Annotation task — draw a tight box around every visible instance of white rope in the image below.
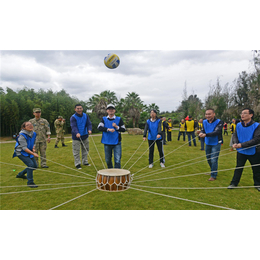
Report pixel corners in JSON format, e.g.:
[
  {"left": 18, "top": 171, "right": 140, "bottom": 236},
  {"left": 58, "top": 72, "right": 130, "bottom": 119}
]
[
  {"left": 133, "top": 163, "right": 260, "bottom": 184},
  {"left": 79, "top": 137, "right": 98, "bottom": 172},
  {"left": 122, "top": 139, "right": 145, "bottom": 169},
  {"left": 0, "top": 183, "right": 96, "bottom": 195},
  {"left": 0, "top": 181, "right": 95, "bottom": 189},
  {"left": 0, "top": 161, "right": 94, "bottom": 180},
  {"left": 37, "top": 154, "right": 95, "bottom": 178},
  {"left": 128, "top": 138, "right": 159, "bottom": 171},
  {"left": 130, "top": 187, "right": 235, "bottom": 210},
  {"left": 90, "top": 135, "right": 106, "bottom": 169},
  {"left": 132, "top": 136, "right": 198, "bottom": 175},
  {"left": 135, "top": 146, "right": 231, "bottom": 179},
  {"left": 131, "top": 183, "right": 260, "bottom": 190},
  {"left": 134, "top": 150, "right": 231, "bottom": 180},
  {"left": 49, "top": 188, "right": 97, "bottom": 210},
  {"left": 134, "top": 144, "right": 260, "bottom": 180}
]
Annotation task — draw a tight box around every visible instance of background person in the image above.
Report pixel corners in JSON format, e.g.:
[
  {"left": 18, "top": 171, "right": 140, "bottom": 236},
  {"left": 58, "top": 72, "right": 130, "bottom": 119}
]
[
  {"left": 197, "top": 118, "right": 205, "bottom": 151},
  {"left": 167, "top": 118, "right": 172, "bottom": 142},
  {"left": 199, "top": 108, "right": 223, "bottom": 181},
  {"left": 29, "top": 108, "right": 51, "bottom": 168},
  {"left": 98, "top": 104, "right": 126, "bottom": 168},
  {"left": 229, "top": 118, "right": 237, "bottom": 151},
  {"left": 177, "top": 119, "right": 186, "bottom": 141},
  {"left": 223, "top": 122, "right": 228, "bottom": 135},
  {"left": 13, "top": 122, "right": 39, "bottom": 188},
  {"left": 161, "top": 116, "right": 169, "bottom": 145},
  {"left": 143, "top": 109, "right": 165, "bottom": 168},
  {"left": 54, "top": 116, "right": 67, "bottom": 148},
  {"left": 70, "top": 104, "right": 92, "bottom": 169},
  {"left": 228, "top": 108, "right": 260, "bottom": 191},
  {"left": 185, "top": 116, "right": 197, "bottom": 146}
]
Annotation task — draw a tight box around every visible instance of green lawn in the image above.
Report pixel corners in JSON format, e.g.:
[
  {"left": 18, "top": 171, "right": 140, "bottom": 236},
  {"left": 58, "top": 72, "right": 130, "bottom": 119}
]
[{"left": 0, "top": 131, "right": 259, "bottom": 210}]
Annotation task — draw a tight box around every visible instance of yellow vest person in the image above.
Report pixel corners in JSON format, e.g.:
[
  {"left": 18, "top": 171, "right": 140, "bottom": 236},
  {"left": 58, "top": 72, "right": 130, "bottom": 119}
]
[{"left": 177, "top": 119, "right": 186, "bottom": 141}]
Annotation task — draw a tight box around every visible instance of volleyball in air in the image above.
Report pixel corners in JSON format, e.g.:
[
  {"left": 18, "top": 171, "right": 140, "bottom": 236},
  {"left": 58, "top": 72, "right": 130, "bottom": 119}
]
[{"left": 104, "top": 53, "right": 120, "bottom": 69}]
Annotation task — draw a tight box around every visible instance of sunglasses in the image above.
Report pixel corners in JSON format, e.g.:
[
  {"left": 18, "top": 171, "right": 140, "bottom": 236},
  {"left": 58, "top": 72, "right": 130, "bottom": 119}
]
[{"left": 35, "top": 111, "right": 41, "bottom": 113}]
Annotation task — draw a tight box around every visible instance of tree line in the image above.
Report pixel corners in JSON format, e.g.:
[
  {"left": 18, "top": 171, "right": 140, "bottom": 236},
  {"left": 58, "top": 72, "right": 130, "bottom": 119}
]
[{"left": 0, "top": 87, "right": 158, "bottom": 136}]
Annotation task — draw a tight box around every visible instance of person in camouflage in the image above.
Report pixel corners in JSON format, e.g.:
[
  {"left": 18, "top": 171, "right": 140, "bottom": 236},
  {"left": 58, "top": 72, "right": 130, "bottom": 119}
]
[
  {"left": 29, "top": 108, "right": 51, "bottom": 168},
  {"left": 54, "top": 116, "right": 67, "bottom": 148}
]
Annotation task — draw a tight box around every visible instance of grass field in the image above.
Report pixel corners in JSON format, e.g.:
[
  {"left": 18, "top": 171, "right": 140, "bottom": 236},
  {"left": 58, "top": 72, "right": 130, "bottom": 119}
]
[{"left": 0, "top": 131, "right": 259, "bottom": 210}]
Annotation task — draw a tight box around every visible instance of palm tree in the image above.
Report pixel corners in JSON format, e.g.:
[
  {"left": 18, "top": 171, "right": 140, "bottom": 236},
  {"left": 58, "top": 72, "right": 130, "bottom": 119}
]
[
  {"left": 87, "top": 90, "right": 118, "bottom": 119},
  {"left": 123, "top": 92, "right": 143, "bottom": 127}
]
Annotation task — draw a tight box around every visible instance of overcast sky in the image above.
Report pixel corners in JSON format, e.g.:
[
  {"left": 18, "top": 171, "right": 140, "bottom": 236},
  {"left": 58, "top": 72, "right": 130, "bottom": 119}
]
[{"left": 0, "top": 50, "right": 255, "bottom": 112}]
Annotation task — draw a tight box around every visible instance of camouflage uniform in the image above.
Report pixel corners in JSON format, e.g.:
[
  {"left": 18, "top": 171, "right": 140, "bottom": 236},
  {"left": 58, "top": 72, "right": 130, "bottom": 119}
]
[
  {"left": 29, "top": 108, "right": 51, "bottom": 167},
  {"left": 54, "top": 116, "right": 66, "bottom": 146}
]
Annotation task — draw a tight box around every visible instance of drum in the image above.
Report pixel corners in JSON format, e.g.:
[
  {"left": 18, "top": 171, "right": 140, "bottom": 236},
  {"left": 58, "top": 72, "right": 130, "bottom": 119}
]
[{"left": 96, "top": 169, "right": 132, "bottom": 192}]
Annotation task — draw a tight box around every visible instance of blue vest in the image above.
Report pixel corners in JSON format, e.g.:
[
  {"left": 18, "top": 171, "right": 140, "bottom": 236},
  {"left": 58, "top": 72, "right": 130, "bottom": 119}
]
[
  {"left": 73, "top": 113, "right": 88, "bottom": 136},
  {"left": 236, "top": 122, "right": 259, "bottom": 155},
  {"left": 203, "top": 119, "right": 220, "bottom": 145},
  {"left": 101, "top": 116, "right": 121, "bottom": 145},
  {"left": 13, "top": 132, "right": 37, "bottom": 158},
  {"left": 147, "top": 119, "right": 162, "bottom": 140}
]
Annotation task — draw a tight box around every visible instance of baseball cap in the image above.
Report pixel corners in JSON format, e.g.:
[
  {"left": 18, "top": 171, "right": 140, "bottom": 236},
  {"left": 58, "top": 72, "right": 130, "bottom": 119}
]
[
  {"left": 106, "top": 104, "right": 115, "bottom": 109},
  {"left": 33, "top": 108, "right": 41, "bottom": 112}
]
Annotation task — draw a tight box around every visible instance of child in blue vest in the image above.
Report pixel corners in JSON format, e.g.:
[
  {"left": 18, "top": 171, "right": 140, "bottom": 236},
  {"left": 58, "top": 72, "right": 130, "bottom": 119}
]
[
  {"left": 13, "top": 122, "right": 39, "bottom": 188},
  {"left": 228, "top": 108, "right": 260, "bottom": 191},
  {"left": 98, "top": 104, "right": 126, "bottom": 168},
  {"left": 143, "top": 109, "right": 165, "bottom": 168}
]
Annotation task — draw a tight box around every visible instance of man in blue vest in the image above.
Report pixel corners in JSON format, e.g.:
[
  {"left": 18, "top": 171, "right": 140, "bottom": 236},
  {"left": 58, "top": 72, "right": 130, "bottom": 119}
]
[
  {"left": 228, "top": 108, "right": 260, "bottom": 191},
  {"left": 199, "top": 108, "right": 223, "bottom": 181},
  {"left": 98, "top": 104, "right": 126, "bottom": 168},
  {"left": 70, "top": 104, "right": 92, "bottom": 169}
]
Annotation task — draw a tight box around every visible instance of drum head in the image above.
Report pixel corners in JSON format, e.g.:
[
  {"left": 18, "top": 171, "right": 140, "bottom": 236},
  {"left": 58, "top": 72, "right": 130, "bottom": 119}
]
[{"left": 97, "top": 169, "right": 130, "bottom": 176}]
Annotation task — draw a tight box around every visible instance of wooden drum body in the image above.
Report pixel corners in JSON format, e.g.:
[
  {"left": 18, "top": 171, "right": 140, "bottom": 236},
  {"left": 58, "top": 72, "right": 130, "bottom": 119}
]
[{"left": 96, "top": 169, "right": 132, "bottom": 192}]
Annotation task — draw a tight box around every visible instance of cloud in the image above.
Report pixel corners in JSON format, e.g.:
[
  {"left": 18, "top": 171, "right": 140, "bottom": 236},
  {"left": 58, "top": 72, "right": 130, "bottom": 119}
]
[{"left": 0, "top": 50, "right": 253, "bottom": 111}]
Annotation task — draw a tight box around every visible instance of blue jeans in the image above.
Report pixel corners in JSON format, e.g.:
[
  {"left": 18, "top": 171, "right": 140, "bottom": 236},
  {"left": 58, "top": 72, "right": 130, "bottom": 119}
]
[
  {"left": 104, "top": 142, "right": 122, "bottom": 168},
  {"left": 187, "top": 131, "right": 196, "bottom": 146},
  {"left": 17, "top": 155, "right": 38, "bottom": 184},
  {"left": 205, "top": 143, "right": 221, "bottom": 178}
]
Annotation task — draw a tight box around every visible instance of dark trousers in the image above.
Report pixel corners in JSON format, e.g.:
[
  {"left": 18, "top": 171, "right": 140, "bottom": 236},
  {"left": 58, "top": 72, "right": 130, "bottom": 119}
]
[
  {"left": 161, "top": 132, "right": 166, "bottom": 144},
  {"left": 187, "top": 131, "right": 196, "bottom": 146},
  {"left": 167, "top": 131, "right": 172, "bottom": 141},
  {"left": 177, "top": 131, "right": 185, "bottom": 141},
  {"left": 148, "top": 139, "right": 164, "bottom": 164},
  {"left": 200, "top": 137, "right": 205, "bottom": 150},
  {"left": 223, "top": 130, "right": 228, "bottom": 136},
  {"left": 230, "top": 152, "right": 260, "bottom": 186}
]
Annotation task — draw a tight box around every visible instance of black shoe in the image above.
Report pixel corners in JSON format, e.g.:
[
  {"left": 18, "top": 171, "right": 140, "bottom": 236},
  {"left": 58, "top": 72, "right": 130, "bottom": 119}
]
[
  {"left": 255, "top": 187, "right": 260, "bottom": 192},
  {"left": 227, "top": 184, "right": 237, "bottom": 189},
  {"left": 27, "top": 183, "right": 38, "bottom": 188},
  {"left": 16, "top": 174, "right": 27, "bottom": 179},
  {"left": 42, "top": 166, "right": 49, "bottom": 168},
  {"left": 55, "top": 145, "right": 59, "bottom": 148},
  {"left": 76, "top": 164, "right": 82, "bottom": 169},
  {"left": 62, "top": 144, "right": 68, "bottom": 147},
  {"left": 84, "top": 163, "right": 91, "bottom": 166}
]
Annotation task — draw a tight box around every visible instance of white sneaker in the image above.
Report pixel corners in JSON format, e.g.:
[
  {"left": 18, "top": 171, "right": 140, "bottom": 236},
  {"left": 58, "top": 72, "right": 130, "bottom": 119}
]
[
  {"left": 160, "top": 163, "right": 165, "bottom": 168},
  {"left": 149, "top": 164, "right": 153, "bottom": 168}
]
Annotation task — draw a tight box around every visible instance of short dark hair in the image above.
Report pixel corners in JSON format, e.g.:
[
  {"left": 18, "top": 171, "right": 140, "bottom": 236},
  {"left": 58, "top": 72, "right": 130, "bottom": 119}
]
[
  {"left": 21, "top": 121, "right": 29, "bottom": 130},
  {"left": 150, "top": 109, "right": 157, "bottom": 114},
  {"left": 242, "top": 108, "right": 254, "bottom": 118},
  {"left": 206, "top": 108, "right": 215, "bottom": 113},
  {"left": 75, "top": 104, "right": 83, "bottom": 108}
]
